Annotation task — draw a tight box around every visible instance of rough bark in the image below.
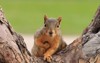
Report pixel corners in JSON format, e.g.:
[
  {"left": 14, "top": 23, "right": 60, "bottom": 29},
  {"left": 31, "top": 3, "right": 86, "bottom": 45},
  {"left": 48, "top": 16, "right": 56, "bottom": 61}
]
[
  {"left": 0, "top": 6, "right": 100, "bottom": 63},
  {"left": 0, "top": 8, "right": 33, "bottom": 63}
]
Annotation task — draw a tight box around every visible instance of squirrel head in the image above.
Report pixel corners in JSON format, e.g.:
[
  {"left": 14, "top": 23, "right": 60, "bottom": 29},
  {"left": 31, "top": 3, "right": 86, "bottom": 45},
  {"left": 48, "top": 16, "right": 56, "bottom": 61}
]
[{"left": 43, "top": 15, "right": 62, "bottom": 37}]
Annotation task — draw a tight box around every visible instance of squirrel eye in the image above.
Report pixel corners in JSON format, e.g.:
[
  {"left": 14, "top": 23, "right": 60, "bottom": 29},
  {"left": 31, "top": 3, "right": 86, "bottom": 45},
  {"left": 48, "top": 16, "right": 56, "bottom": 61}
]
[
  {"left": 57, "top": 25, "right": 59, "bottom": 28},
  {"left": 44, "top": 24, "right": 47, "bottom": 27}
]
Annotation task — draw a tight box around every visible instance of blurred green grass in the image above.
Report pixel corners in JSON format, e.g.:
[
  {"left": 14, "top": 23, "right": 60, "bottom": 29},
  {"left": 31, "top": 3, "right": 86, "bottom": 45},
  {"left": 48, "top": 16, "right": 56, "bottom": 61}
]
[{"left": 0, "top": 0, "right": 100, "bottom": 35}]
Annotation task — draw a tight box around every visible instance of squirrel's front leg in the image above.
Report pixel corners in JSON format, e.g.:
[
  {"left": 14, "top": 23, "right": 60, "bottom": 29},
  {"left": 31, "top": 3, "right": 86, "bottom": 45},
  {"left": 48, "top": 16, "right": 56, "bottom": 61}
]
[
  {"left": 35, "top": 38, "right": 50, "bottom": 49},
  {"left": 33, "top": 38, "right": 50, "bottom": 57},
  {"left": 44, "top": 39, "right": 60, "bottom": 62}
]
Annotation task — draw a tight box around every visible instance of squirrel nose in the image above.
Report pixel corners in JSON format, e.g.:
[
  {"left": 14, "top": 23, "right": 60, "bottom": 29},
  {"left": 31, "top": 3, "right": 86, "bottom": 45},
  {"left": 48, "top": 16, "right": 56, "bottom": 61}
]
[{"left": 49, "top": 32, "right": 53, "bottom": 35}]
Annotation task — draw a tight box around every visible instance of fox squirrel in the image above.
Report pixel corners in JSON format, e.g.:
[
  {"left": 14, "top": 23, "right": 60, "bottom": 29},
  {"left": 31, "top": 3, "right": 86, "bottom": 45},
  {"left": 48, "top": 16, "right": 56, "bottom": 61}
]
[{"left": 31, "top": 15, "right": 67, "bottom": 62}]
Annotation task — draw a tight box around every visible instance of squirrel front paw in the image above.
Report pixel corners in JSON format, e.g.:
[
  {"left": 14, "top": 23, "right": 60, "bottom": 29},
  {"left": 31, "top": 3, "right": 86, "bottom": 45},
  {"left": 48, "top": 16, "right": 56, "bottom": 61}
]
[
  {"left": 44, "top": 53, "right": 52, "bottom": 62},
  {"left": 43, "top": 41, "right": 50, "bottom": 49}
]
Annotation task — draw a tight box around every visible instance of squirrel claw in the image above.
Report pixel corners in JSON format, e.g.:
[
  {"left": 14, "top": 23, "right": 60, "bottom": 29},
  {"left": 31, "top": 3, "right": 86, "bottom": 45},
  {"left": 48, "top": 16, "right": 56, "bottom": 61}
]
[{"left": 44, "top": 54, "right": 52, "bottom": 62}]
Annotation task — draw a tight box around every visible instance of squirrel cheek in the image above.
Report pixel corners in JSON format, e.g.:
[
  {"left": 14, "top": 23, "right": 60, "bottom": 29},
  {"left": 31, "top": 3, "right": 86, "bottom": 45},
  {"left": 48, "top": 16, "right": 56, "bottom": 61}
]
[
  {"left": 55, "top": 29, "right": 59, "bottom": 35},
  {"left": 45, "top": 29, "right": 49, "bottom": 35},
  {"left": 52, "top": 30, "right": 56, "bottom": 36}
]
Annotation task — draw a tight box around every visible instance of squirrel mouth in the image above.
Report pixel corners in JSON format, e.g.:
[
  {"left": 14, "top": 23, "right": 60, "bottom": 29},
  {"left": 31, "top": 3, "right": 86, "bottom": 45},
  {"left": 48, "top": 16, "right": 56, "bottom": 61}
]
[{"left": 49, "top": 34, "right": 53, "bottom": 37}]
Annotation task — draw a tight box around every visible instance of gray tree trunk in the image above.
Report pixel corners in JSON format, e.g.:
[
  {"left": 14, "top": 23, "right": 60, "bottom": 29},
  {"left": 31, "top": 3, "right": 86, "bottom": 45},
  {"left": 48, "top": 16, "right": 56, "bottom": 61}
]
[{"left": 0, "top": 6, "right": 100, "bottom": 63}]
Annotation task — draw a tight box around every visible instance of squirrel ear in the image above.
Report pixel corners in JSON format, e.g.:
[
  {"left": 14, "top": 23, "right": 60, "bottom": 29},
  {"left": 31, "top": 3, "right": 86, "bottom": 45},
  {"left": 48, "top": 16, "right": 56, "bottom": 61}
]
[
  {"left": 44, "top": 15, "right": 48, "bottom": 23},
  {"left": 57, "top": 17, "right": 62, "bottom": 24}
]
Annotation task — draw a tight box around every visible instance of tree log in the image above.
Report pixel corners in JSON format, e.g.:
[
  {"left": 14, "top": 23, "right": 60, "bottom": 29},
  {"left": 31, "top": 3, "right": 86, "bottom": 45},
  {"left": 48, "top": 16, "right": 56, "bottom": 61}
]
[{"left": 0, "top": 6, "right": 100, "bottom": 63}]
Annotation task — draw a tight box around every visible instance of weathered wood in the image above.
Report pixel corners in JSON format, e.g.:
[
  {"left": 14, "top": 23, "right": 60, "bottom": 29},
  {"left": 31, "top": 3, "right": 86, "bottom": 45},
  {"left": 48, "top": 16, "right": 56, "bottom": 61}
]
[
  {"left": 0, "top": 8, "right": 33, "bottom": 63},
  {"left": 0, "top": 6, "right": 100, "bottom": 63}
]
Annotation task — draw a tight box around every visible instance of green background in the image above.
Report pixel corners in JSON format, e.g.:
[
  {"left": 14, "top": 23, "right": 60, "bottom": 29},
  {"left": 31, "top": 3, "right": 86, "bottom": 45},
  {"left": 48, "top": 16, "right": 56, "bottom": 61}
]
[{"left": 0, "top": 0, "right": 100, "bottom": 35}]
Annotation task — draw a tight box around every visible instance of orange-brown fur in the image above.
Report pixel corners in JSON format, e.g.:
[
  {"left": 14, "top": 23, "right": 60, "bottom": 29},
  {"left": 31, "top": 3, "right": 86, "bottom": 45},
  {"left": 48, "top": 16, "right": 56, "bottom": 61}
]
[{"left": 31, "top": 15, "right": 67, "bottom": 62}]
